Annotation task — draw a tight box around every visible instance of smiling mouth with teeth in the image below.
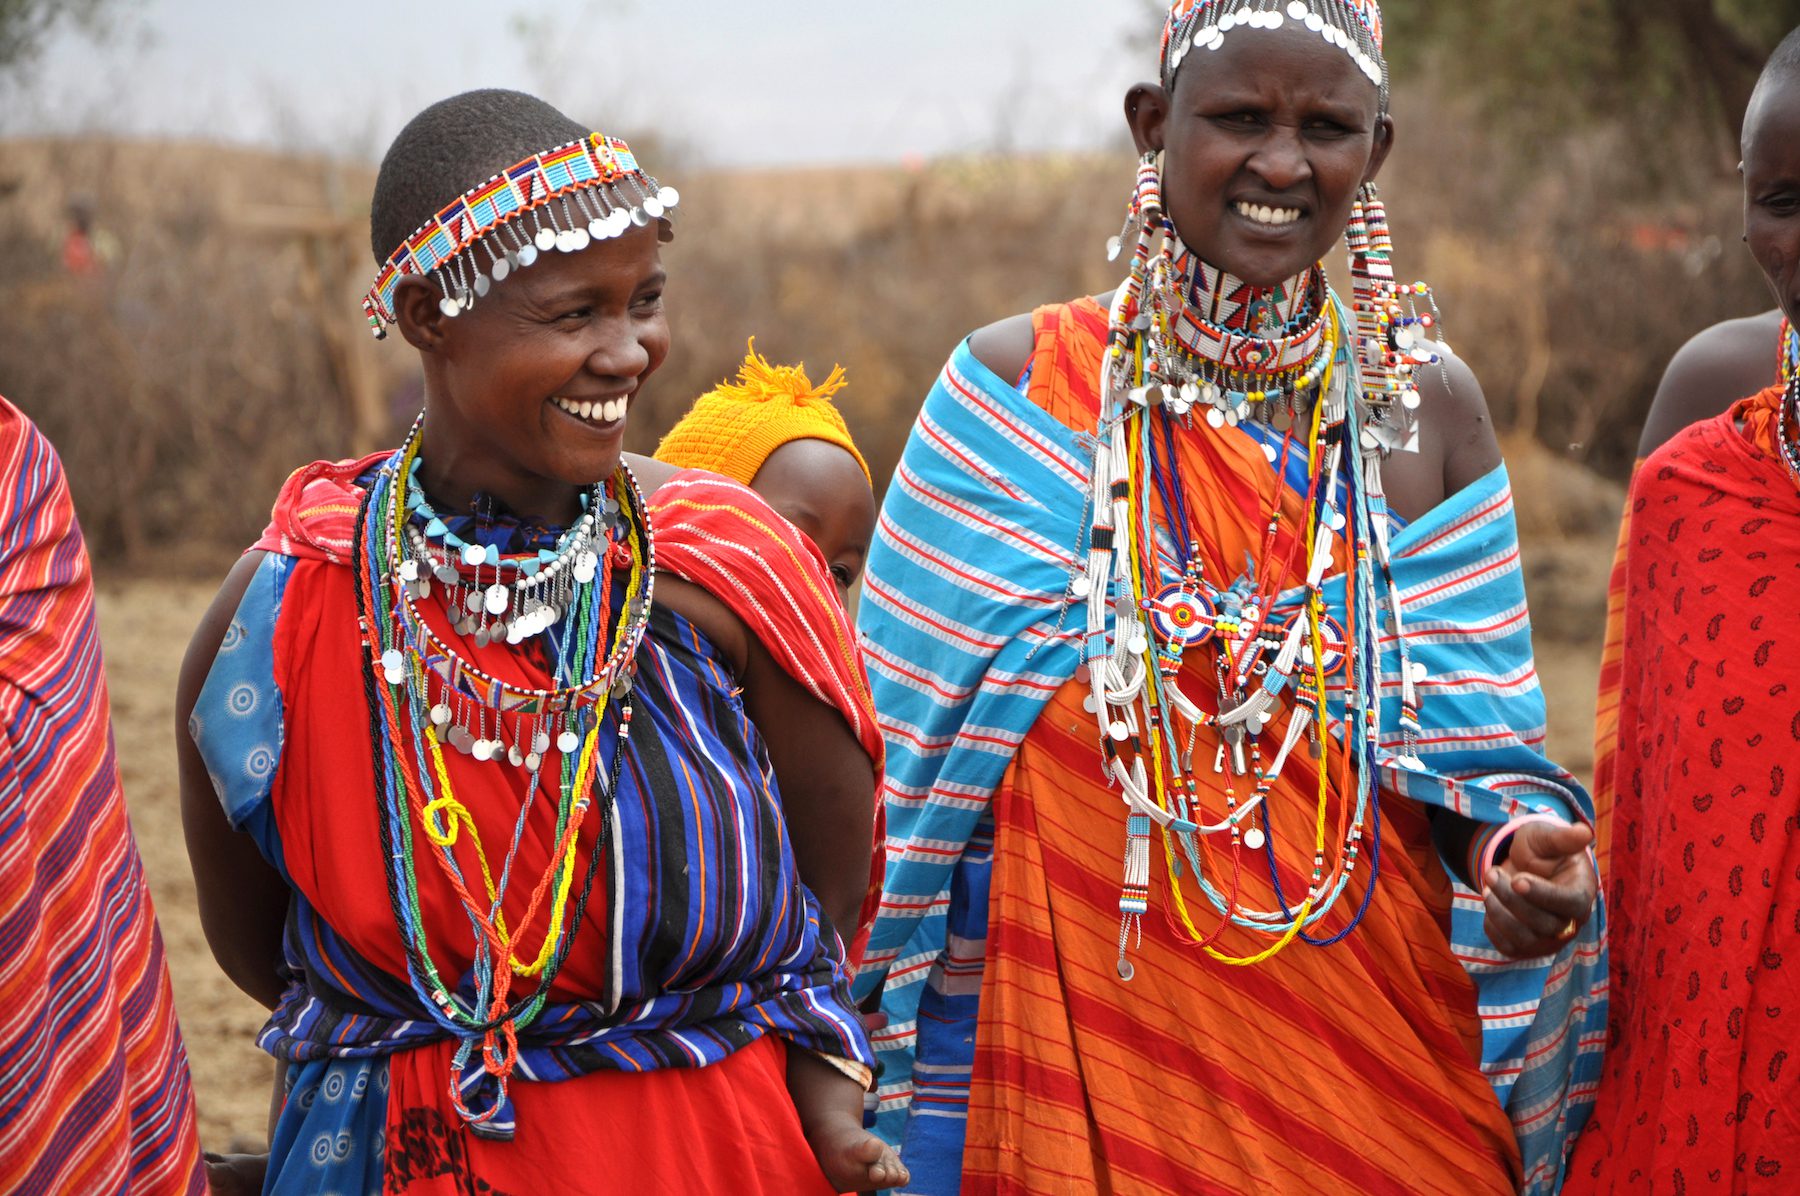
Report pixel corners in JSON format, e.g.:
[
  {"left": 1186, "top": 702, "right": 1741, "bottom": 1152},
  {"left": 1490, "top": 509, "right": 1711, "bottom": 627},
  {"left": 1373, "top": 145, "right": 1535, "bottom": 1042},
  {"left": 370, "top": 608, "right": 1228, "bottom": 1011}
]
[
  {"left": 1233, "top": 201, "right": 1303, "bottom": 227},
  {"left": 551, "top": 395, "right": 630, "bottom": 424}
]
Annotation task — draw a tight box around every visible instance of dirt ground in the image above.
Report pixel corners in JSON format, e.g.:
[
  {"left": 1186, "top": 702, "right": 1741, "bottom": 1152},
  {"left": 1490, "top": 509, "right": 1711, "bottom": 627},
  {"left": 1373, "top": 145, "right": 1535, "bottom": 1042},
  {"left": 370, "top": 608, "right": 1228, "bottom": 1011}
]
[{"left": 98, "top": 535, "right": 1610, "bottom": 1154}]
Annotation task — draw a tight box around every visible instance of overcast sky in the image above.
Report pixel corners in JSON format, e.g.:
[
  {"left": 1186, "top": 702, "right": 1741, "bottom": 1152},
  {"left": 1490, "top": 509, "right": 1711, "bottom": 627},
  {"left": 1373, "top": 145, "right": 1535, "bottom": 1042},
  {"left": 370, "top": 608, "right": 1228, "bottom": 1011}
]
[{"left": 7, "top": 0, "right": 1156, "bottom": 167}]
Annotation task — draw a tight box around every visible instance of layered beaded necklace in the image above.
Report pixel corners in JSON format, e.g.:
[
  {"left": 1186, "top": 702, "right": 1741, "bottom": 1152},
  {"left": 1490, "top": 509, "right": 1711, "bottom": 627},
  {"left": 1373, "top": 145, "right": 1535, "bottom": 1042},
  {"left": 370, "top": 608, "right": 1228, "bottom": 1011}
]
[
  {"left": 354, "top": 416, "right": 653, "bottom": 1135},
  {"left": 1087, "top": 160, "right": 1435, "bottom": 978}
]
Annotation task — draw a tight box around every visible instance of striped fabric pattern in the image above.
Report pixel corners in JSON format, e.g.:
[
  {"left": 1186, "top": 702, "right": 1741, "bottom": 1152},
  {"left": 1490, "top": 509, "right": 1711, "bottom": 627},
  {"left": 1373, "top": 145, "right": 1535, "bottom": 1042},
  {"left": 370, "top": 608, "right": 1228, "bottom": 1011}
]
[
  {"left": 196, "top": 465, "right": 874, "bottom": 1189},
  {"left": 0, "top": 399, "right": 204, "bottom": 1195},
  {"left": 855, "top": 314, "right": 1607, "bottom": 1193},
  {"left": 648, "top": 470, "right": 887, "bottom": 960}
]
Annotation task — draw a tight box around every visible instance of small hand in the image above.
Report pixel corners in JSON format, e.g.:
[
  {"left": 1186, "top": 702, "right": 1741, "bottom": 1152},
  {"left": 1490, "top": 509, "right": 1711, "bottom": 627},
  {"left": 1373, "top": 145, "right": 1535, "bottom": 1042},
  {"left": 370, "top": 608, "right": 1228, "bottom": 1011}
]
[{"left": 1483, "top": 820, "right": 1597, "bottom": 959}]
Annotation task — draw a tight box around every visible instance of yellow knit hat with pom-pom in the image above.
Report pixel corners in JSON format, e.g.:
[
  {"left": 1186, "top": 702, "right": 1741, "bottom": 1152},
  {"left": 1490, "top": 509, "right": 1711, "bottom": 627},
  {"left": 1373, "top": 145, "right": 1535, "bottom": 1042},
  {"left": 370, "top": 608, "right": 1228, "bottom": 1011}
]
[{"left": 655, "top": 340, "right": 870, "bottom": 487}]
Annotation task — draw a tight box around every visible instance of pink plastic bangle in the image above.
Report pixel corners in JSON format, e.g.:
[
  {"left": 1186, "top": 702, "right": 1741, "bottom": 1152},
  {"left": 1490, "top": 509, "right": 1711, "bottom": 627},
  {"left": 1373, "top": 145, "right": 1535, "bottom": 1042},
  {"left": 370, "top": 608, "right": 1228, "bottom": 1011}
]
[{"left": 1479, "top": 812, "right": 1573, "bottom": 890}]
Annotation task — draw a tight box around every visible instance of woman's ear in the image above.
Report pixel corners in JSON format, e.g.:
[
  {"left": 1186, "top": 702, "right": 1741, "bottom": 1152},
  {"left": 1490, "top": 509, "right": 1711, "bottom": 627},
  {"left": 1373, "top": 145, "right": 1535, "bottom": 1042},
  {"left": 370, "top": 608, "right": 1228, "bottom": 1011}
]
[
  {"left": 1125, "top": 82, "right": 1172, "bottom": 158},
  {"left": 392, "top": 275, "right": 450, "bottom": 353},
  {"left": 1364, "top": 113, "right": 1396, "bottom": 186}
]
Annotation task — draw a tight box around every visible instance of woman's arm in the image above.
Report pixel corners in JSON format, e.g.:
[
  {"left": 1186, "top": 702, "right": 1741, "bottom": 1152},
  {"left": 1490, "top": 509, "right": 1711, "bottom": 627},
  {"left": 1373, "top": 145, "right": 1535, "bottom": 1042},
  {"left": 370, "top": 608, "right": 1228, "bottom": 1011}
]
[{"left": 176, "top": 550, "right": 290, "bottom": 1010}]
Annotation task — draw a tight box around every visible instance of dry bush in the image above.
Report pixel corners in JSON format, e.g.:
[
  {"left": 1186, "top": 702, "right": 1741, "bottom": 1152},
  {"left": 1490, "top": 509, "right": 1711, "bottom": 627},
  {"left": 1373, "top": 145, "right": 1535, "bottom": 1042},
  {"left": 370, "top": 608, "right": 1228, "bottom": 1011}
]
[
  {"left": 0, "top": 89, "right": 1773, "bottom": 570},
  {"left": 0, "top": 138, "right": 401, "bottom": 563},
  {"left": 641, "top": 153, "right": 1134, "bottom": 487},
  {"left": 1380, "top": 87, "right": 1770, "bottom": 485}
]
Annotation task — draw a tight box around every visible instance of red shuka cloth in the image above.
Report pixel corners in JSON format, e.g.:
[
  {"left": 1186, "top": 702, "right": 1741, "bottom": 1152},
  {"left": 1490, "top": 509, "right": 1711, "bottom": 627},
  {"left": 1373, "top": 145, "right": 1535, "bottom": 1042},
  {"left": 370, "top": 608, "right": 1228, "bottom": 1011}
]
[{"left": 1569, "top": 387, "right": 1800, "bottom": 1192}]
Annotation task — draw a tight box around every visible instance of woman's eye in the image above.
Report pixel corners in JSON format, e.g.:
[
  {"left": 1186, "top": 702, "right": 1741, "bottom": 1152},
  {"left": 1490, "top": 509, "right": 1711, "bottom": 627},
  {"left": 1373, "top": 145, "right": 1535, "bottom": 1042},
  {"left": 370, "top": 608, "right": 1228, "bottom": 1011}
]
[
  {"left": 557, "top": 307, "right": 593, "bottom": 322},
  {"left": 831, "top": 565, "right": 853, "bottom": 587}
]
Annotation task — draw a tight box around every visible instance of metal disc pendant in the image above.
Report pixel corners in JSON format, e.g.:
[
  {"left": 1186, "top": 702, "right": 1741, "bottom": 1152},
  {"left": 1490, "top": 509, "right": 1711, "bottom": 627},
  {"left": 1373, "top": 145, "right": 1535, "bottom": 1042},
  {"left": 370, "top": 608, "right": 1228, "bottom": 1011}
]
[
  {"left": 1244, "top": 827, "right": 1266, "bottom": 851},
  {"left": 492, "top": 256, "right": 511, "bottom": 282},
  {"left": 556, "top": 730, "right": 580, "bottom": 753},
  {"left": 473, "top": 273, "right": 491, "bottom": 298},
  {"left": 484, "top": 584, "right": 508, "bottom": 616},
  {"left": 1116, "top": 959, "right": 1135, "bottom": 982},
  {"left": 534, "top": 226, "right": 557, "bottom": 252},
  {"left": 519, "top": 243, "right": 539, "bottom": 268}
]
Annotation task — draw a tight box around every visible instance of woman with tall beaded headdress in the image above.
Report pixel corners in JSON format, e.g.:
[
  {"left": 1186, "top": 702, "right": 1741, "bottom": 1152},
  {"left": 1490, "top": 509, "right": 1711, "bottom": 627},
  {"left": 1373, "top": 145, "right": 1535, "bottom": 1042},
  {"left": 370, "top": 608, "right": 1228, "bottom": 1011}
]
[
  {"left": 854, "top": 3, "right": 1607, "bottom": 1192},
  {"left": 175, "top": 89, "right": 904, "bottom": 1195}
]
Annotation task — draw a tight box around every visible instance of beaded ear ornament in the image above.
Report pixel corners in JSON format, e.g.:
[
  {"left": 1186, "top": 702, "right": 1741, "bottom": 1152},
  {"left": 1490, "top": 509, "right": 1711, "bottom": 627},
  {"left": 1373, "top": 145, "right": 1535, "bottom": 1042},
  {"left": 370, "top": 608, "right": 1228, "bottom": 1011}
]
[
  {"left": 1080, "top": 0, "right": 1443, "bottom": 977},
  {"left": 360, "top": 133, "right": 680, "bottom": 337}
]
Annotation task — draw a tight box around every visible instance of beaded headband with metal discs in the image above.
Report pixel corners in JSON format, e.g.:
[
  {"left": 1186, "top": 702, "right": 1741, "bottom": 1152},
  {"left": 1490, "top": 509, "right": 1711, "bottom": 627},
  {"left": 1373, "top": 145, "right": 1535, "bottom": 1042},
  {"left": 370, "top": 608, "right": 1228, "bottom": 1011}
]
[
  {"left": 361, "top": 133, "right": 680, "bottom": 339},
  {"left": 1163, "top": 0, "right": 1387, "bottom": 105}
]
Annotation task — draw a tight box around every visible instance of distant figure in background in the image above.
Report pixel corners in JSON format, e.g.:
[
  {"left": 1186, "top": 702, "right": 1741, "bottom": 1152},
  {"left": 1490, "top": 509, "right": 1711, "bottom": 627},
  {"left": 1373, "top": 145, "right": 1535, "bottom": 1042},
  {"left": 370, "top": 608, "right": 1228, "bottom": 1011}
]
[
  {"left": 1569, "top": 30, "right": 1800, "bottom": 1191},
  {"left": 655, "top": 341, "right": 877, "bottom": 606},
  {"left": 61, "top": 194, "right": 112, "bottom": 278},
  {"left": 0, "top": 397, "right": 205, "bottom": 1195}
]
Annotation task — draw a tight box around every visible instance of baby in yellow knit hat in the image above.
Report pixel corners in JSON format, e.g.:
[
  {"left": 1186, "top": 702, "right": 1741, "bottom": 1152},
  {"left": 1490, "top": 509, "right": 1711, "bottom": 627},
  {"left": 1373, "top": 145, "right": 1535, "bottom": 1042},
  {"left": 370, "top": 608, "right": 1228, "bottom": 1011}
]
[{"left": 656, "top": 341, "right": 876, "bottom": 605}]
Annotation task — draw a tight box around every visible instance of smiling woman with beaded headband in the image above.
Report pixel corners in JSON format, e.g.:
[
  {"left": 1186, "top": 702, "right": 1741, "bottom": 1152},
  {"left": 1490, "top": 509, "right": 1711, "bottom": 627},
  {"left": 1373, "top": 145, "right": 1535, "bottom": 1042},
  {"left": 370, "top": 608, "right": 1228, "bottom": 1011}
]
[
  {"left": 854, "top": 4, "right": 1607, "bottom": 1192},
  {"left": 175, "top": 89, "right": 904, "bottom": 1195}
]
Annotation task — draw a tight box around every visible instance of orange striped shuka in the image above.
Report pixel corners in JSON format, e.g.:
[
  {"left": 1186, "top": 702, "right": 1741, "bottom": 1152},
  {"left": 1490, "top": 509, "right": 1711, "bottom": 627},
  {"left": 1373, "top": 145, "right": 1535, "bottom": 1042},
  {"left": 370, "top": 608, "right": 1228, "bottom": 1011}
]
[
  {"left": 971, "top": 302, "right": 1515, "bottom": 1194},
  {"left": 857, "top": 299, "right": 1606, "bottom": 1195}
]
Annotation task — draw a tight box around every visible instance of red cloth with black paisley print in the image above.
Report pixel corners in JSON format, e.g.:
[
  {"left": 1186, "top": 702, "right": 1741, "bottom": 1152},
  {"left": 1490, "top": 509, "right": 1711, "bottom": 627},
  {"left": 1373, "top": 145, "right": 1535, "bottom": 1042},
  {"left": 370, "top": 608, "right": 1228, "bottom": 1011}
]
[{"left": 1568, "top": 386, "right": 1800, "bottom": 1193}]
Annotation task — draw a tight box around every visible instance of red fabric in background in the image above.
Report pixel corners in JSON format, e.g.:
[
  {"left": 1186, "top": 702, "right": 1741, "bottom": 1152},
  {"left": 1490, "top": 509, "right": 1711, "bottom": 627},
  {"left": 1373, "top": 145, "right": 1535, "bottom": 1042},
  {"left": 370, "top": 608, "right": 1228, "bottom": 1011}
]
[{"left": 1568, "top": 387, "right": 1800, "bottom": 1193}]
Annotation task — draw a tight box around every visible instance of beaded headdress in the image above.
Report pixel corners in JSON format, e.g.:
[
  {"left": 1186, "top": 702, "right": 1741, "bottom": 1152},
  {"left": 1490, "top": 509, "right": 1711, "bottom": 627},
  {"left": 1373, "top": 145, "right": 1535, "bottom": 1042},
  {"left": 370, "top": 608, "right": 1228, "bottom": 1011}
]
[
  {"left": 360, "top": 133, "right": 680, "bottom": 338},
  {"left": 1162, "top": 0, "right": 1386, "bottom": 104}
]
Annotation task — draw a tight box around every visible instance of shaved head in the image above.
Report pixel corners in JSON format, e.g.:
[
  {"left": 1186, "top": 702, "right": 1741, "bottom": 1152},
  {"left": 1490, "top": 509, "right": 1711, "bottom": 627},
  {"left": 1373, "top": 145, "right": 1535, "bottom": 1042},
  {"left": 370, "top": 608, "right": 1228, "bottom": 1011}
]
[
  {"left": 370, "top": 89, "right": 586, "bottom": 265},
  {"left": 1744, "top": 25, "right": 1800, "bottom": 153}
]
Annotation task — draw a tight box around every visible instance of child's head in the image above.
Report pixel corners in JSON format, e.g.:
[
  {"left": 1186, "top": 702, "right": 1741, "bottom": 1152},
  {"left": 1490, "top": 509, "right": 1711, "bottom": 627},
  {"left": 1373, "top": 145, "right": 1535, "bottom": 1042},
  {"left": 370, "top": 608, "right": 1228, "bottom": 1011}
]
[{"left": 655, "top": 343, "right": 876, "bottom": 604}]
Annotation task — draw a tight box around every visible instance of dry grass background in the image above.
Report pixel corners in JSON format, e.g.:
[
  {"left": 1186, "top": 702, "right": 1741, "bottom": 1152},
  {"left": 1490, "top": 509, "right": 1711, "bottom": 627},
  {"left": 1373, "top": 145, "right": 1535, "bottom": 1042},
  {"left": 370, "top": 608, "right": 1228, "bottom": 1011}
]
[{"left": 0, "top": 82, "right": 1774, "bottom": 1148}]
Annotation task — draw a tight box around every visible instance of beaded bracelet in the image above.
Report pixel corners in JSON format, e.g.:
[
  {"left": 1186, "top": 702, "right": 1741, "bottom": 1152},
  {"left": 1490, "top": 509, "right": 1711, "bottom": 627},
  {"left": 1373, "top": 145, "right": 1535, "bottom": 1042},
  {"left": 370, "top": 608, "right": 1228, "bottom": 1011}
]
[{"left": 1477, "top": 812, "right": 1573, "bottom": 890}]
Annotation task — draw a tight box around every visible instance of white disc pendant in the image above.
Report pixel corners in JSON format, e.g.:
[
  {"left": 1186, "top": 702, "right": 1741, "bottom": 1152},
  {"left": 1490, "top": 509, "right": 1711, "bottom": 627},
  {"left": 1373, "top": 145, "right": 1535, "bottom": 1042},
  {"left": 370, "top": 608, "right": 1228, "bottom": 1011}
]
[
  {"left": 556, "top": 730, "right": 580, "bottom": 754},
  {"left": 1244, "top": 827, "right": 1266, "bottom": 851}
]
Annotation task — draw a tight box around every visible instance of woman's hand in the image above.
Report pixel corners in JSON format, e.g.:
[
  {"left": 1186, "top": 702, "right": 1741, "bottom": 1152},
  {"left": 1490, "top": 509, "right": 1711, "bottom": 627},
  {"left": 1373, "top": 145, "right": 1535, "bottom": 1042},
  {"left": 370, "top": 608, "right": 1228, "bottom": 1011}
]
[{"left": 1483, "top": 821, "right": 1597, "bottom": 959}]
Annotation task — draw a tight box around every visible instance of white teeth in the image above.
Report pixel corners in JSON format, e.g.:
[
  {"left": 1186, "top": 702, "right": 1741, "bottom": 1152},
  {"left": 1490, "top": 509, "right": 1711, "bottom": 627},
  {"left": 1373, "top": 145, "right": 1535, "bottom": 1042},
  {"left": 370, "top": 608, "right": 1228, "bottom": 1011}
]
[
  {"left": 1235, "top": 201, "right": 1302, "bottom": 226},
  {"left": 550, "top": 395, "right": 629, "bottom": 424}
]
